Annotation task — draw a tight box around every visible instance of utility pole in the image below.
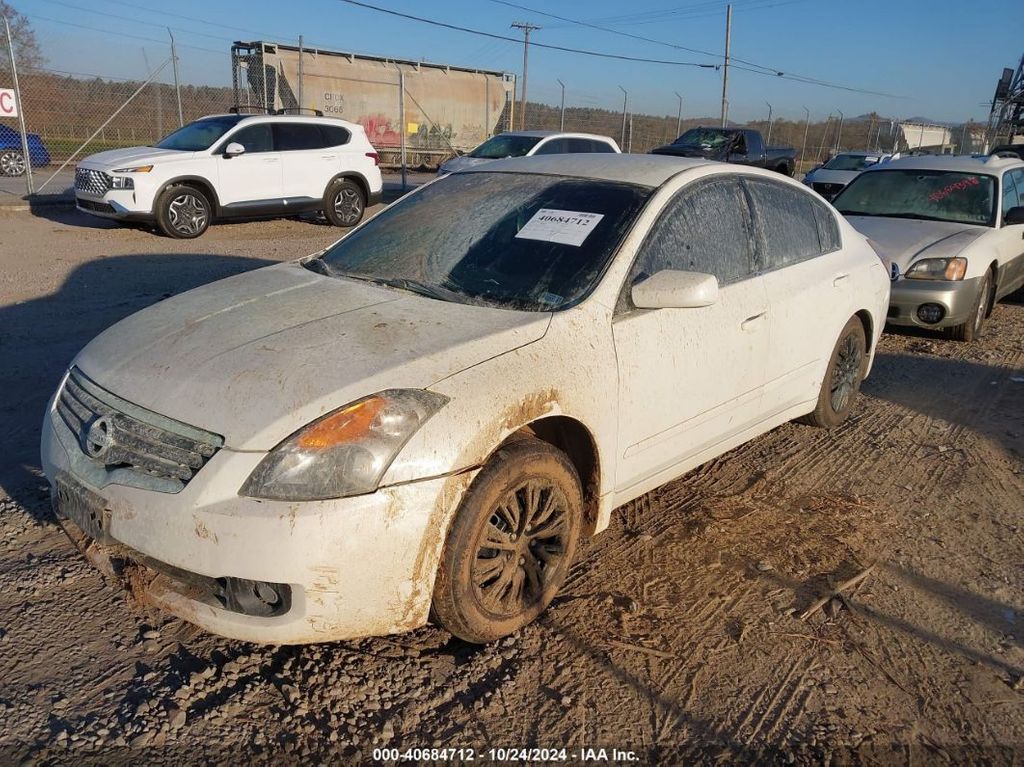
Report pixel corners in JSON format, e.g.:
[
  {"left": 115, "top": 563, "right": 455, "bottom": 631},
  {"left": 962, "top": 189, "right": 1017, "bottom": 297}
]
[
  {"left": 298, "top": 35, "right": 304, "bottom": 110},
  {"left": 511, "top": 22, "right": 540, "bottom": 130},
  {"left": 834, "top": 109, "right": 844, "bottom": 155},
  {"left": 765, "top": 101, "right": 773, "bottom": 145},
  {"left": 618, "top": 85, "right": 628, "bottom": 149},
  {"left": 167, "top": 28, "right": 183, "bottom": 125},
  {"left": 720, "top": 4, "right": 732, "bottom": 127},
  {"left": 800, "top": 105, "right": 810, "bottom": 169},
  {"left": 557, "top": 78, "right": 565, "bottom": 131},
  {"left": 675, "top": 91, "right": 683, "bottom": 137}
]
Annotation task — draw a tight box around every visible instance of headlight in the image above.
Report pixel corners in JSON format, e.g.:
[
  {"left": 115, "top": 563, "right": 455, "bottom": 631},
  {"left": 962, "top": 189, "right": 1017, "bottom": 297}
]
[
  {"left": 110, "top": 176, "right": 134, "bottom": 190},
  {"left": 905, "top": 257, "right": 967, "bottom": 281},
  {"left": 240, "top": 389, "right": 449, "bottom": 501},
  {"left": 111, "top": 165, "right": 153, "bottom": 173}
]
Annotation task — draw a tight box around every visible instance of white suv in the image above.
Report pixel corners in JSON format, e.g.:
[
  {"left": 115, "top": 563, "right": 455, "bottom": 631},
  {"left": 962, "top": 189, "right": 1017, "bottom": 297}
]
[{"left": 74, "top": 112, "right": 384, "bottom": 238}]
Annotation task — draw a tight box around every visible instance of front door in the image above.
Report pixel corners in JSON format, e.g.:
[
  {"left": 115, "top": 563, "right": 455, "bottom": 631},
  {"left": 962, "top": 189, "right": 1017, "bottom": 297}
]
[
  {"left": 612, "top": 176, "right": 769, "bottom": 498},
  {"left": 214, "top": 123, "right": 282, "bottom": 207}
]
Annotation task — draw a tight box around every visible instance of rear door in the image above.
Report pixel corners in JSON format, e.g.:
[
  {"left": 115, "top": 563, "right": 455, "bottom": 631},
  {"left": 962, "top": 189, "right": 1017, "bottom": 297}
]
[
  {"left": 744, "top": 176, "right": 857, "bottom": 415},
  {"left": 995, "top": 168, "right": 1024, "bottom": 296},
  {"left": 274, "top": 122, "right": 331, "bottom": 201},
  {"left": 214, "top": 123, "right": 282, "bottom": 206},
  {"left": 611, "top": 175, "right": 769, "bottom": 495}
]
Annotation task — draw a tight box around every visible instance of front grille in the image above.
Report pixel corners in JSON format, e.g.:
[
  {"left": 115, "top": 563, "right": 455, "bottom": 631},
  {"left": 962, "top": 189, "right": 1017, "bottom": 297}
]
[
  {"left": 812, "top": 182, "right": 844, "bottom": 199},
  {"left": 77, "top": 199, "right": 115, "bottom": 213},
  {"left": 56, "top": 367, "right": 223, "bottom": 489},
  {"left": 75, "top": 167, "right": 112, "bottom": 196}
]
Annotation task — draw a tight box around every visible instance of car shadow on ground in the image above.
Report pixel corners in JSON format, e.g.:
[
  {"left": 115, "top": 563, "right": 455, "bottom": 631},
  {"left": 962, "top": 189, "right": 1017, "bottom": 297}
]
[
  {"left": 0, "top": 253, "right": 274, "bottom": 521},
  {"left": 862, "top": 350, "right": 1024, "bottom": 458}
]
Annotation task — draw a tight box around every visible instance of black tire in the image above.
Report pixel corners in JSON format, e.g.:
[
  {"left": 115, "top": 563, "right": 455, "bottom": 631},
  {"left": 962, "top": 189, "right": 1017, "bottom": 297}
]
[
  {"left": 0, "top": 149, "right": 26, "bottom": 177},
  {"left": 155, "top": 184, "right": 211, "bottom": 239},
  {"left": 775, "top": 163, "right": 793, "bottom": 177},
  {"left": 799, "top": 316, "right": 867, "bottom": 428},
  {"left": 944, "top": 271, "right": 992, "bottom": 343},
  {"left": 322, "top": 178, "right": 366, "bottom": 228},
  {"left": 431, "top": 438, "right": 583, "bottom": 644}
]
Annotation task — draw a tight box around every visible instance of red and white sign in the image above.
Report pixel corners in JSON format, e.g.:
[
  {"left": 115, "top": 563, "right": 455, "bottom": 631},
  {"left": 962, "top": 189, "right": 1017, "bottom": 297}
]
[{"left": 0, "top": 88, "right": 17, "bottom": 117}]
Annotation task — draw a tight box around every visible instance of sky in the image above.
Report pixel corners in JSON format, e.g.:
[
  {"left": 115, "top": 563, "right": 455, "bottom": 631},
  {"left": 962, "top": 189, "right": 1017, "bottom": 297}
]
[{"left": 13, "top": 0, "right": 1024, "bottom": 124}]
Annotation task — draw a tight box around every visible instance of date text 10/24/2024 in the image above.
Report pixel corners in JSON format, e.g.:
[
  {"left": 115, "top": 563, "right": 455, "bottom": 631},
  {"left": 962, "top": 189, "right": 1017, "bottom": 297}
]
[{"left": 372, "top": 747, "right": 640, "bottom": 762}]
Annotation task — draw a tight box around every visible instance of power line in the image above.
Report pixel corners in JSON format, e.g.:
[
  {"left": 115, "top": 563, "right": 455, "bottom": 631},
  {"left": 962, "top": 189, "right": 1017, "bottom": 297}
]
[
  {"left": 335, "top": 0, "right": 719, "bottom": 69},
  {"left": 487, "top": 0, "right": 903, "bottom": 98}
]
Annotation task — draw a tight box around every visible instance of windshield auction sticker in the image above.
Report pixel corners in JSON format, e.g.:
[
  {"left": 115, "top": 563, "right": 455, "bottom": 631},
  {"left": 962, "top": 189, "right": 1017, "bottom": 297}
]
[{"left": 515, "top": 209, "right": 605, "bottom": 247}]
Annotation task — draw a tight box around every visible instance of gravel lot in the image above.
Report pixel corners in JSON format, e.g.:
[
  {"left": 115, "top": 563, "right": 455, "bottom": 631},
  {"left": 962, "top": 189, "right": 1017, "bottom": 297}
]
[{"left": 1, "top": 204, "right": 1022, "bottom": 764}]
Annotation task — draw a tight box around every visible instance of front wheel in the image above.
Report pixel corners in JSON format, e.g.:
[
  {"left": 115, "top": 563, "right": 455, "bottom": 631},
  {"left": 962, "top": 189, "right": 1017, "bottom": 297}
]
[
  {"left": 944, "top": 272, "right": 991, "bottom": 343},
  {"left": 0, "top": 150, "right": 26, "bottom": 177},
  {"left": 322, "top": 178, "right": 366, "bottom": 228},
  {"left": 155, "top": 184, "right": 211, "bottom": 239},
  {"left": 431, "top": 438, "right": 583, "bottom": 643},
  {"left": 799, "top": 316, "right": 867, "bottom": 428}
]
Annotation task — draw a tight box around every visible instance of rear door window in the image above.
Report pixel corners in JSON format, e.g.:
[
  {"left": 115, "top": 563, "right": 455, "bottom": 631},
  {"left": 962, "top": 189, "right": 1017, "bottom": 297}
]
[
  {"left": 1002, "top": 171, "right": 1021, "bottom": 215},
  {"left": 273, "top": 123, "right": 325, "bottom": 151},
  {"left": 590, "top": 140, "right": 616, "bottom": 153},
  {"left": 567, "top": 138, "right": 593, "bottom": 153},
  {"left": 744, "top": 178, "right": 828, "bottom": 270}
]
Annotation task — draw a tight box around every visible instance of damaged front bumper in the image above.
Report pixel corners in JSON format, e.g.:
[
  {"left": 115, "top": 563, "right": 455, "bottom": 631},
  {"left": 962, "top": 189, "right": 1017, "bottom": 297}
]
[{"left": 42, "top": 404, "right": 475, "bottom": 644}]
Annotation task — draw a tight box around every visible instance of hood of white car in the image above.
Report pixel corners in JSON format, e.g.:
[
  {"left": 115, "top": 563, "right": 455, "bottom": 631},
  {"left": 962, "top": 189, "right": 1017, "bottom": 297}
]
[
  {"left": 73, "top": 262, "right": 551, "bottom": 450},
  {"left": 439, "top": 155, "right": 494, "bottom": 173},
  {"left": 79, "top": 146, "right": 196, "bottom": 169},
  {"left": 844, "top": 217, "right": 988, "bottom": 272}
]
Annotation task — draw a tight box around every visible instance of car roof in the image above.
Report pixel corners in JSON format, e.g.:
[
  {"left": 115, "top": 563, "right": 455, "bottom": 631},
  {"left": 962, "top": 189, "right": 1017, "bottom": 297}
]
[
  {"left": 863, "top": 153, "right": 1024, "bottom": 174},
  {"left": 199, "top": 112, "right": 362, "bottom": 130},
  {"left": 460, "top": 153, "right": 710, "bottom": 187},
  {"left": 497, "top": 130, "right": 616, "bottom": 142}
]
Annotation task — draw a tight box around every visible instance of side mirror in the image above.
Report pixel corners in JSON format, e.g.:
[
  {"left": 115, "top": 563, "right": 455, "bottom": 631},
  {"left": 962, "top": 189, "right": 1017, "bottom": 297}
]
[
  {"left": 1004, "top": 206, "right": 1024, "bottom": 226},
  {"left": 224, "top": 142, "right": 246, "bottom": 157},
  {"left": 631, "top": 270, "right": 719, "bottom": 309}
]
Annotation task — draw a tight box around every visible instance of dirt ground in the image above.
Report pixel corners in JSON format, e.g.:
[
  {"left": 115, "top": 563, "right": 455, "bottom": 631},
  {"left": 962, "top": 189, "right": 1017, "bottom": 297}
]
[{"left": 1, "top": 204, "right": 1022, "bottom": 765}]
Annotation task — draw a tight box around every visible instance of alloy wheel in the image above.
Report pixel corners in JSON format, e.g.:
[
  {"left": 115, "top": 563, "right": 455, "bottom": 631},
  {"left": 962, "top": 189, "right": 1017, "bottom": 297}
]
[
  {"left": 0, "top": 151, "right": 26, "bottom": 177},
  {"left": 167, "top": 193, "right": 209, "bottom": 236},
  {"left": 333, "top": 187, "right": 363, "bottom": 226},
  {"left": 830, "top": 333, "right": 863, "bottom": 413},
  {"left": 472, "top": 480, "right": 569, "bottom": 618}
]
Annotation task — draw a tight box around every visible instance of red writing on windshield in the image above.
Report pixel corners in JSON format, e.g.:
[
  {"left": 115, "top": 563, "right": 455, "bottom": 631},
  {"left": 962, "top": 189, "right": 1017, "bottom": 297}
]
[{"left": 928, "top": 176, "right": 979, "bottom": 203}]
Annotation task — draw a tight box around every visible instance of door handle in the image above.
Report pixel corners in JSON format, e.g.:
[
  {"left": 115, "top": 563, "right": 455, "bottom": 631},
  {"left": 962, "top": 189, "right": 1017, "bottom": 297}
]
[
  {"left": 741, "top": 312, "right": 765, "bottom": 330},
  {"left": 321, "top": 155, "right": 337, "bottom": 160},
  {"left": 262, "top": 157, "right": 279, "bottom": 163},
  {"left": 833, "top": 273, "right": 849, "bottom": 286}
]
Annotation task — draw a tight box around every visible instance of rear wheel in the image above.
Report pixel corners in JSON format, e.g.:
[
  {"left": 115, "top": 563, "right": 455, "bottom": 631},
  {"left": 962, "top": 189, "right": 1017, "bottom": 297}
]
[
  {"left": 0, "top": 150, "right": 26, "bottom": 177},
  {"left": 944, "top": 272, "right": 992, "bottom": 343},
  {"left": 431, "top": 438, "right": 582, "bottom": 643},
  {"left": 323, "top": 178, "right": 366, "bottom": 228},
  {"left": 155, "top": 184, "right": 211, "bottom": 239},
  {"left": 800, "top": 316, "right": 866, "bottom": 428}
]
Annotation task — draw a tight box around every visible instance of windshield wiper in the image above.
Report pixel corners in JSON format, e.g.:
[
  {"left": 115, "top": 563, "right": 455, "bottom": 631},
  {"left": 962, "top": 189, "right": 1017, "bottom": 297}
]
[
  {"left": 835, "top": 210, "right": 878, "bottom": 217},
  {"left": 373, "top": 277, "right": 462, "bottom": 302},
  {"left": 872, "top": 212, "right": 969, "bottom": 223}
]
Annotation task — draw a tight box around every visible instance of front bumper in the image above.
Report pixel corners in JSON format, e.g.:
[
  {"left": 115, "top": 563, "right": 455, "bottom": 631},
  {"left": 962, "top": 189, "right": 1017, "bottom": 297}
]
[
  {"left": 41, "top": 403, "right": 475, "bottom": 644},
  {"left": 75, "top": 188, "right": 154, "bottom": 222},
  {"left": 885, "top": 275, "right": 982, "bottom": 329}
]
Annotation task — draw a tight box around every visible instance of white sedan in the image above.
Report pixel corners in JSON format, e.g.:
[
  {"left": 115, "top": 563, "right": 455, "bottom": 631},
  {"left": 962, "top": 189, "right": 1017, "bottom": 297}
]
[{"left": 42, "top": 155, "right": 889, "bottom": 644}]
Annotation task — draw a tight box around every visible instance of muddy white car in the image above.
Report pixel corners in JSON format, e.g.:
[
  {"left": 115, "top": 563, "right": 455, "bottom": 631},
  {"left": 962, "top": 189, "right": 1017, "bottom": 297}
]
[
  {"left": 833, "top": 154, "right": 1024, "bottom": 341},
  {"left": 42, "top": 155, "right": 889, "bottom": 644}
]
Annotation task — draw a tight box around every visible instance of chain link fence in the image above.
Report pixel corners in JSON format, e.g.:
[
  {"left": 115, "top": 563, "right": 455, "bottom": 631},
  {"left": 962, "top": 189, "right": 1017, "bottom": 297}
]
[{"left": 0, "top": 16, "right": 999, "bottom": 198}]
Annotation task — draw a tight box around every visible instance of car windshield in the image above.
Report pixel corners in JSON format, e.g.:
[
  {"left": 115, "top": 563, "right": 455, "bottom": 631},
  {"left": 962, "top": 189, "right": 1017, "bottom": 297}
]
[
  {"left": 672, "top": 128, "right": 732, "bottom": 149},
  {"left": 833, "top": 169, "right": 997, "bottom": 227},
  {"left": 823, "top": 154, "right": 881, "bottom": 171},
  {"left": 469, "top": 135, "right": 543, "bottom": 159},
  {"left": 154, "top": 116, "right": 245, "bottom": 151},
  {"left": 313, "top": 172, "right": 652, "bottom": 311}
]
